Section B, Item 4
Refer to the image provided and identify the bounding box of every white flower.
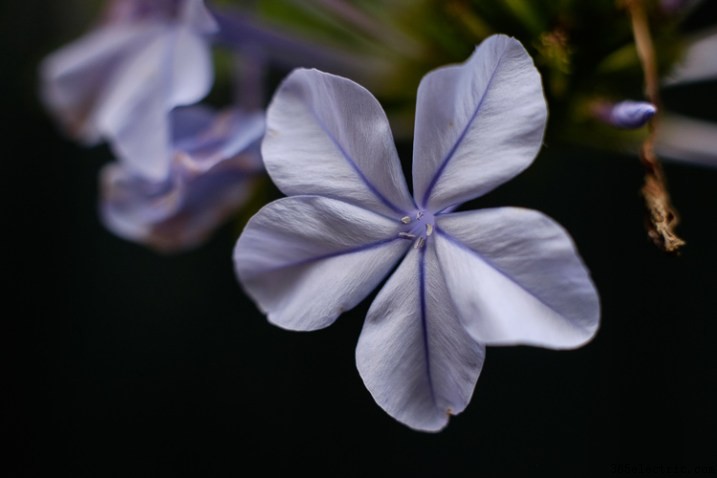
[234,35,600,431]
[40,0,217,180]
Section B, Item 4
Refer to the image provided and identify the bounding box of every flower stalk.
[626,0,686,252]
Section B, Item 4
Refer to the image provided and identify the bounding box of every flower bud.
[595,100,657,129]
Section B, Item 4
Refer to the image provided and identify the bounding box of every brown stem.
[625,0,685,252]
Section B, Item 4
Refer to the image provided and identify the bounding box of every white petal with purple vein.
[356,245,485,432]
[262,69,414,217]
[435,208,599,349]
[412,35,547,211]
[235,196,409,331]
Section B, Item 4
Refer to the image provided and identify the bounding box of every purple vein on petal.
[435,227,565,318]
[259,237,404,274]
[307,105,409,216]
[418,246,438,408]
[420,55,505,208]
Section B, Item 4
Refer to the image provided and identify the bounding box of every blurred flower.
[593,100,657,129]
[40,0,217,180]
[102,106,265,252]
[664,28,717,86]
[657,28,717,166]
[101,106,264,252]
[234,36,599,431]
[656,113,717,167]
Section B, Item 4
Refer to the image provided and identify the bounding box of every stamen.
[416,211,424,220]
[425,223,433,236]
[401,216,412,224]
[399,232,416,239]
[414,237,425,249]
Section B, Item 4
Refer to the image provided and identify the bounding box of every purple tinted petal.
[412,35,547,212]
[234,196,410,331]
[40,2,215,180]
[262,68,414,217]
[170,104,217,142]
[101,154,255,252]
[96,26,214,179]
[171,106,265,171]
[435,208,600,349]
[100,107,264,252]
[39,25,154,143]
[356,245,485,432]
[178,0,218,33]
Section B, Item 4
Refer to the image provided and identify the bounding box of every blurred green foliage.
[245,0,691,148]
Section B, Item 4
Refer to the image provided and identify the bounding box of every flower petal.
[39,25,154,143]
[262,68,414,217]
[96,25,214,180]
[234,196,409,331]
[356,245,485,432]
[171,106,265,171]
[664,29,717,86]
[40,1,216,181]
[170,105,217,142]
[656,113,717,167]
[435,208,600,349]
[101,158,254,252]
[412,34,547,211]
[178,0,219,33]
[100,107,264,252]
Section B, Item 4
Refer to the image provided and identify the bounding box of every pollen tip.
[426,223,434,236]
[414,237,425,249]
[401,216,411,224]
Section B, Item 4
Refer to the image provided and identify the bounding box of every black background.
[4,2,716,476]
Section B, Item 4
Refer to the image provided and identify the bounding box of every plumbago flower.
[234,35,600,431]
[40,0,217,180]
[102,106,265,252]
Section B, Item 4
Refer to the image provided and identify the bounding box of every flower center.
[397,209,435,249]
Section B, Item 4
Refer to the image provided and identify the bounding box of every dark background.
[4,2,716,476]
